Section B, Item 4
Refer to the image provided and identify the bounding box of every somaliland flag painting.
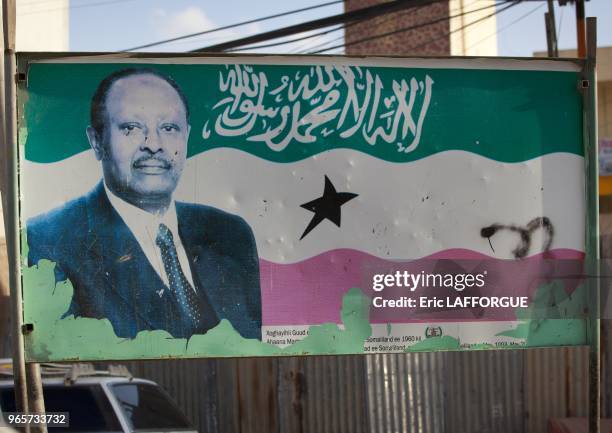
[18,56,590,362]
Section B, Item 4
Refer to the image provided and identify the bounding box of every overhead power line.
[292,0,479,54]
[231,4,422,53]
[557,4,564,41]
[399,0,521,54]
[233,4,418,54]
[466,1,544,52]
[289,27,346,53]
[18,0,139,16]
[124,0,343,51]
[191,0,447,53]
[312,0,502,54]
[20,0,98,6]
[225,24,346,52]
[291,0,477,55]
[293,0,454,54]
[157,0,479,54]
[229,2,418,54]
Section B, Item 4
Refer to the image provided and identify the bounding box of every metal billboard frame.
[2,18,600,432]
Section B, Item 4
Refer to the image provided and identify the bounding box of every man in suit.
[27,68,262,340]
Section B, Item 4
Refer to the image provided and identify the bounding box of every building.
[16,0,69,51]
[344,0,498,56]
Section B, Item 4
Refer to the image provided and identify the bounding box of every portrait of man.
[27,68,262,340]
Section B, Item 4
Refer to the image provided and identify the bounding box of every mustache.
[132,156,172,168]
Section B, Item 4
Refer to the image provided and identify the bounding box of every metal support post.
[2,1,47,432]
[545,0,558,57]
[584,16,600,433]
[576,0,586,57]
[27,363,47,433]
[2,0,28,420]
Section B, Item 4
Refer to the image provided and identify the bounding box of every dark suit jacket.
[27,182,261,340]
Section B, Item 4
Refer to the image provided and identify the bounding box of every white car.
[0,362,197,433]
[0,407,18,433]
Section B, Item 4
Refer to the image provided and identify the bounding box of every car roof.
[0,376,156,387]
[0,359,155,388]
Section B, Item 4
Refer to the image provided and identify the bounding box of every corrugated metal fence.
[365,347,589,433]
[123,355,371,433]
[119,344,602,433]
[366,352,445,433]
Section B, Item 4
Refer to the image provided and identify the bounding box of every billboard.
[17,55,591,361]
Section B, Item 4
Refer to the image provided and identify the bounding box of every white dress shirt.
[104,184,196,292]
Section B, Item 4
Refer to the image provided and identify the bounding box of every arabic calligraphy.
[204,65,434,153]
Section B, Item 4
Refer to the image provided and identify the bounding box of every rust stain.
[290,359,306,433]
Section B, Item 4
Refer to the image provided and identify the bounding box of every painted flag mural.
[17,56,591,362]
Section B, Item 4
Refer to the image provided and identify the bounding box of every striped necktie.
[155,223,203,331]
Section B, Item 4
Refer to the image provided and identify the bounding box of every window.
[0,384,122,433]
[111,383,192,432]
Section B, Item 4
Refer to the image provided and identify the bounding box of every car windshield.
[111,383,192,432]
[0,383,122,433]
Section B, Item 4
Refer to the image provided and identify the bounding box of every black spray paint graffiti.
[480,217,554,259]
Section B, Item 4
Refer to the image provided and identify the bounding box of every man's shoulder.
[176,202,252,231]
[27,194,89,235]
[26,184,104,244]
[25,191,95,268]
[175,202,257,250]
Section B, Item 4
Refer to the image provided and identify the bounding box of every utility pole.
[575,0,586,57]
[585,18,599,433]
[545,0,558,57]
[2,0,29,422]
[1,1,48,432]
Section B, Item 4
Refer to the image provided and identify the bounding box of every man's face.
[90,74,190,209]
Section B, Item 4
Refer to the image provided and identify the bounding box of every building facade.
[343,0,497,56]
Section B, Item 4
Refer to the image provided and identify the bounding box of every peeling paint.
[495,280,588,346]
[405,336,461,352]
[22,230,373,361]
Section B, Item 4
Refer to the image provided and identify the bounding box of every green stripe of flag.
[21,62,583,163]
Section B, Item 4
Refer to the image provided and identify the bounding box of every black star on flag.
[300,175,358,240]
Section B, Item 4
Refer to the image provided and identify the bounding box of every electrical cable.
[193,0,449,53]
[229,7,412,54]
[465,1,544,51]
[20,0,95,6]
[294,0,478,55]
[233,0,484,54]
[397,0,521,54]
[557,3,564,41]
[225,24,346,52]
[289,6,419,54]
[237,4,406,54]
[289,29,344,53]
[293,6,417,54]
[18,0,140,16]
[123,0,343,51]
[312,0,503,54]
[158,20,342,51]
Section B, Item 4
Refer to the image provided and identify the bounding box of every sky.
[496,0,612,56]
[17,0,612,56]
